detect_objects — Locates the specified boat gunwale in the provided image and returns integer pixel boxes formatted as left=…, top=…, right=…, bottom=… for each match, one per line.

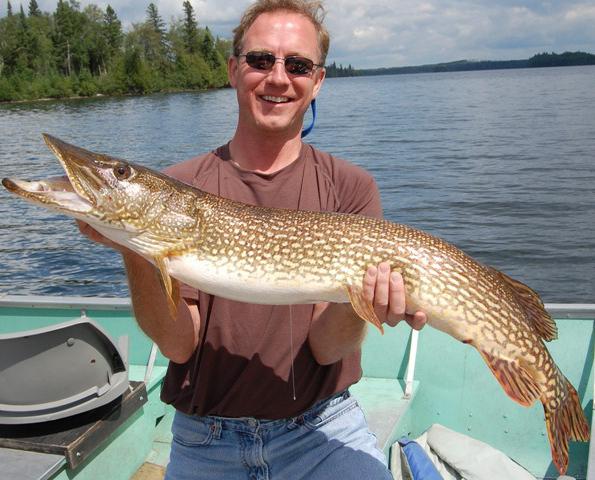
left=0, top=295, right=130, bottom=310
left=1, top=295, right=594, bottom=318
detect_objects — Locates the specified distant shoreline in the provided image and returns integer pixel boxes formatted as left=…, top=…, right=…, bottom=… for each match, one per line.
left=2, top=52, right=593, bottom=105
left=325, top=51, right=595, bottom=78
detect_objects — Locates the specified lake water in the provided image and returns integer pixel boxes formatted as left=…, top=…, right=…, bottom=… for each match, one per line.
left=1, top=66, right=594, bottom=303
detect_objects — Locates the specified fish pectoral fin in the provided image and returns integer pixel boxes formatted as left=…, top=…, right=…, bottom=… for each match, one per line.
left=346, top=285, right=384, bottom=334
left=153, top=256, right=180, bottom=320
left=476, top=347, right=541, bottom=407
left=490, top=267, right=558, bottom=342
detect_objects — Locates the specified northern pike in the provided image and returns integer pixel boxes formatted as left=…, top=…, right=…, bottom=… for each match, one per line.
left=2, top=135, right=589, bottom=473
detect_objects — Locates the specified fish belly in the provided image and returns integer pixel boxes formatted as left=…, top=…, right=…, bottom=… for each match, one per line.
left=166, top=254, right=350, bottom=305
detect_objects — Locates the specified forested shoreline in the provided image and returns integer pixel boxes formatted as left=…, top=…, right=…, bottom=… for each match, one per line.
left=0, top=0, right=231, bottom=102
left=328, top=51, right=595, bottom=77
left=2, top=2, right=594, bottom=103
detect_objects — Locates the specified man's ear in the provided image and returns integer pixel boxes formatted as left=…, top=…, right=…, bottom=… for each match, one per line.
left=312, top=67, right=326, bottom=99
left=228, top=55, right=239, bottom=88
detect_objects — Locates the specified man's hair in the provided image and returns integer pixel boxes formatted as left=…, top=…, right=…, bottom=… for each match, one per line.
left=232, top=0, right=330, bottom=66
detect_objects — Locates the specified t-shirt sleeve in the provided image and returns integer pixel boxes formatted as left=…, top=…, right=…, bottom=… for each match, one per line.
left=334, top=160, right=383, bottom=219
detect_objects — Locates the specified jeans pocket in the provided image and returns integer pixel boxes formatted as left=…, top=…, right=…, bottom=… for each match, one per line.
left=303, top=395, right=358, bottom=430
left=172, top=412, right=215, bottom=447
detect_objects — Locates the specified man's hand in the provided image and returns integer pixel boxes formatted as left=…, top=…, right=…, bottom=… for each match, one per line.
left=363, top=261, right=426, bottom=330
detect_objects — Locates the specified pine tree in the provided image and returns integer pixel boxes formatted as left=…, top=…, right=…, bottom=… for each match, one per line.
left=182, top=0, right=199, bottom=53
left=103, top=5, right=122, bottom=56
left=144, top=2, right=171, bottom=71
left=28, top=0, right=41, bottom=16
left=146, top=3, right=165, bottom=36
left=13, top=3, right=33, bottom=72
left=200, top=27, right=221, bottom=69
left=7, top=1, right=13, bottom=16
left=53, top=0, right=76, bottom=75
left=200, top=27, right=215, bottom=64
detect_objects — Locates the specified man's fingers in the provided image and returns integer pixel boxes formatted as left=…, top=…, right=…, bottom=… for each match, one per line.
left=405, top=311, right=427, bottom=331
left=362, top=265, right=377, bottom=303
left=384, top=270, right=406, bottom=326
left=373, top=262, right=390, bottom=318
left=361, top=264, right=426, bottom=331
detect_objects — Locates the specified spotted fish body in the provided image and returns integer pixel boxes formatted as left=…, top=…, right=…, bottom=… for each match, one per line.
left=2, top=135, right=589, bottom=474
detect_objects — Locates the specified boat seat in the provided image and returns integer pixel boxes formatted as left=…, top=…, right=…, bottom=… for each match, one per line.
left=0, top=316, right=129, bottom=424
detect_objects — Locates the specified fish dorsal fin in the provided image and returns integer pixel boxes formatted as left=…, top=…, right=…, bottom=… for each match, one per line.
left=491, top=267, right=558, bottom=341
left=346, top=285, right=384, bottom=334
left=475, top=345, right=541, bottom=407
left=153, top=256, right=180, bottom=320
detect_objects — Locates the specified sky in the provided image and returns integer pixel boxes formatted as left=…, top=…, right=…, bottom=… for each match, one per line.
left=20, top=0, right=595, bottom=68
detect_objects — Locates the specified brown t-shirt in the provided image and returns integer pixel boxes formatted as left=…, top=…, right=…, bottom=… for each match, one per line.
left=160, top=143, right=383, bottom=419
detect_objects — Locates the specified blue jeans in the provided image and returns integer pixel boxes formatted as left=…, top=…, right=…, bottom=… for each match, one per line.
left=165, top=390, right=392, bottom=480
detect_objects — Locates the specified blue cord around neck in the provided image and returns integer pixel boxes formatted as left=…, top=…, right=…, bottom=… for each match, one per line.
left=301, top=99, right=317, bottom=138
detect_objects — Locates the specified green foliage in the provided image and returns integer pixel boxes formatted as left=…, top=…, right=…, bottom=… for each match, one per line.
left=146, top=3, right=165, bottom=36
left=182, top=0, right=199, bottom=54
left=28, top=0, right=42, bottom=17
left=528, top=51, right=595, bottom=68
left=332, top=51, right=595, bottom=78
left=104, top=5, right=122, bottom=57
left=325, top=62, right=357, bottom=78
left=0, top=1, right=231, bottom=102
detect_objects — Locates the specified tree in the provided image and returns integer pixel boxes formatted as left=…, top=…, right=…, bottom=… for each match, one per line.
left=52, top=0, right=87, bottom=76
left=28, top=0, right=41, bottom=17
left=82, top=5, right=109, bottom=76
left=53, top=0, right=75, bottom=75
left=182, top=1, right=199, bottom=53
left=103, top=5, right=122, bottom=58
left=146, top=3, right=165, bottom=36
left=200, top=26, right=222, bottom=68
left=215, top=36, right=232, bottom=60
left=26, top=11, right=54, bottom=75
left=0, top=5, right=19, bottom=74
left=143, top=3, right=171, bottom=72
left=0, top=0, right=233, bottom=100
left=16, top=5, right=32, bottom=71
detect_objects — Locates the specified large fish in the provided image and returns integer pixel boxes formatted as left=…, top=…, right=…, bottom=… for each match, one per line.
left=2, top=135, right=589, bottom=473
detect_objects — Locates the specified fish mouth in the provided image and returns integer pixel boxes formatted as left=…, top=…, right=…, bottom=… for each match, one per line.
left=2, top=134, right=115, bottom=216
left=2, top=175, right=93, bottom=214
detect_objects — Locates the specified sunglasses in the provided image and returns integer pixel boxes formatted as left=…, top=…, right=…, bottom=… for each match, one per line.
left=238, top=51, right=323, bottom=75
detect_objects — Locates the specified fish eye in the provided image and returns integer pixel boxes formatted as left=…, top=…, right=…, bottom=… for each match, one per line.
left=114, top=164, right=132, bottom=180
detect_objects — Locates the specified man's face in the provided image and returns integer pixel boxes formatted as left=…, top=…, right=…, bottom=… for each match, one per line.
left=228, top=11, right=326, bottom=137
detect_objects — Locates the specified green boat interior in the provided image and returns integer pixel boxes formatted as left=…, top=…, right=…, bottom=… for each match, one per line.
left=0, top=296, right=593, bottom=480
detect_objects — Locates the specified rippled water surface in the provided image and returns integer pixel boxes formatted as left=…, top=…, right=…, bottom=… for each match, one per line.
left=1, top=66, right=594, bottom=302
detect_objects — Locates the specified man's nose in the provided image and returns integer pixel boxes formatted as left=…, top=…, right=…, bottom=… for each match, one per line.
left=268, top=59, right=291, bottom=85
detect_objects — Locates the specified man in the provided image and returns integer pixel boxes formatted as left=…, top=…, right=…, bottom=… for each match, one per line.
left=80, top=1, right=426, bottom=478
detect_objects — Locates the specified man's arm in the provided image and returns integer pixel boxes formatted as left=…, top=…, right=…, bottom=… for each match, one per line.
left=308, top=262, right=426, bottom=365
left=78, top=222, right=201, bottom=364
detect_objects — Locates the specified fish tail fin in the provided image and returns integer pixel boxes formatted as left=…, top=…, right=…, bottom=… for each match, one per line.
left=543, top=374, right=590, bottom=474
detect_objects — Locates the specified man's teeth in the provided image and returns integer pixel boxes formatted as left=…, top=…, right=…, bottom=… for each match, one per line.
left=262, top=95, right=289, bottom=103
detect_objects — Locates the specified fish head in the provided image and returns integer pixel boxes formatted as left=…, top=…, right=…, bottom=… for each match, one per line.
left=2, top=134, right=198, bottom=252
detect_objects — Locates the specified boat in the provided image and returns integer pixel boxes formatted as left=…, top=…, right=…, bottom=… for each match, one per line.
left=0, top=295, right=593, bottom=480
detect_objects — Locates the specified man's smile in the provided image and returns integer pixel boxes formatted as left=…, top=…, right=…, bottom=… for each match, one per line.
left=260, top=95, right=291, bottom=104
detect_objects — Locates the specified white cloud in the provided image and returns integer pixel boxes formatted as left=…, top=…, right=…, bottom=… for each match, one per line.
left=565, top=3, right=595, bottom=22
left=30, top=0, right=595, bottom=68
